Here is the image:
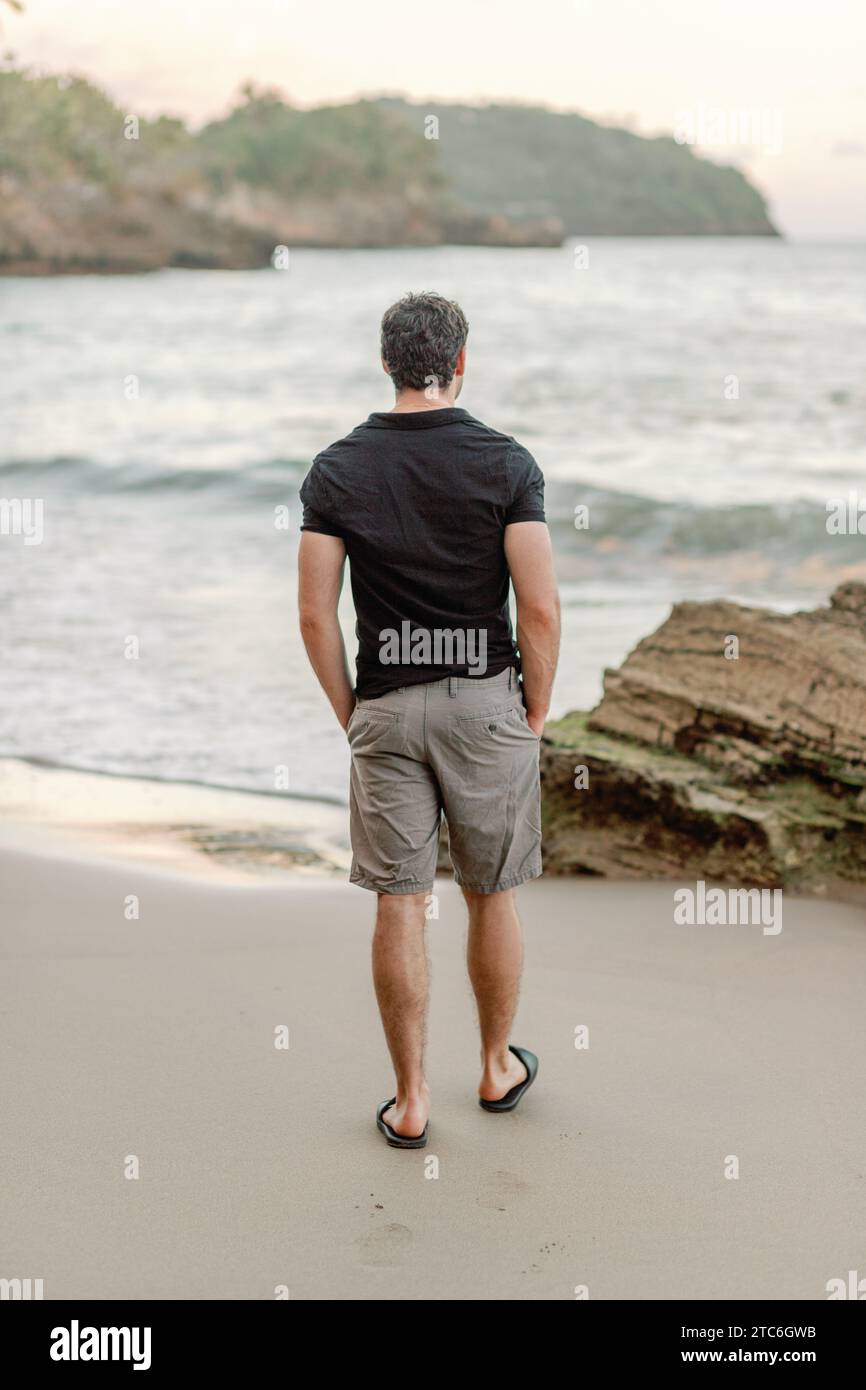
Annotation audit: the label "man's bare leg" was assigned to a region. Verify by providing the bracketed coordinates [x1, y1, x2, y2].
[463, 887, 529, 1102]
[372, 891, 431, 1138]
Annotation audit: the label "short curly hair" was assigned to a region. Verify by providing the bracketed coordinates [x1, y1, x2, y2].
[380, 292, 469, 393]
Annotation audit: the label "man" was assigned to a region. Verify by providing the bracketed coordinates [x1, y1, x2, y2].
[298, 291, 560, 1148]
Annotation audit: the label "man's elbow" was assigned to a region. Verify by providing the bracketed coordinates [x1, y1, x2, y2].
[517, 594, 560, 629]
[299, 606, 334, 637]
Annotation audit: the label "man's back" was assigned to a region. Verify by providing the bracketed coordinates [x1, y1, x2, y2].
[298, 290, 559, 1149]
[300, 405, 545, 697]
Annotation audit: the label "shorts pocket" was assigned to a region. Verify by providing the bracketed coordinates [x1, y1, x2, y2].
[348, 708, 403, 751]
[349, 702, 399, 727]
[454, 703, 536, 740]
[454, 703, 520, 727]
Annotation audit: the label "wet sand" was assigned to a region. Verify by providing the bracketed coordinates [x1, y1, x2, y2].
[2, 836, 864, 1300]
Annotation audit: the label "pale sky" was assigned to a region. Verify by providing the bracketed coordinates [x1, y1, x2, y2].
[6, 0, 866, 236]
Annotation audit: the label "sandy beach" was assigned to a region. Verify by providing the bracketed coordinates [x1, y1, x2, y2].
[5, 0, 866, 1323]
[2, 805, 865, 1301]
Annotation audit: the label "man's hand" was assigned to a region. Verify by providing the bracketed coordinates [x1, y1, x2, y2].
[504, 521, 560, 731]
[526, 709, 547, 739]
[298, 532, 356, 729]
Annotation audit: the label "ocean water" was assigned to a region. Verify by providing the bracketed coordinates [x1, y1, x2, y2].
[2, 240, 865, 801]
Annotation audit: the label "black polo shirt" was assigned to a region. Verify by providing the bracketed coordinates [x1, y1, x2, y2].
[300, 407, 546, 698]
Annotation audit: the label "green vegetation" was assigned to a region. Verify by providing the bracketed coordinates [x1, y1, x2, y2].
[0, 64, 444, 201]
[381, 98, 778, 235]
[0, 61, 779, 271]
[0, 63, 190, 187]
[197, 87, 446, 199]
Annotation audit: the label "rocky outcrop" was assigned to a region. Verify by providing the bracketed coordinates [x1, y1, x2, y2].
[201, 184, 563, 251]
[0, 176, 562, 275]
[540, 584, 866, 893]
[0, 175, 277, 274]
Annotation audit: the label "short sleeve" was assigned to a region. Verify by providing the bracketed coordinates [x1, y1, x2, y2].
[299, 459, 343, 538]
[504, 442, 545, 524]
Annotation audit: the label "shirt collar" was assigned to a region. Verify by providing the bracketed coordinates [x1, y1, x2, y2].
[365, 407, 470, 430]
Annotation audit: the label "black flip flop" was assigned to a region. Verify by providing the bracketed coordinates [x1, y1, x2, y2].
[376, 1098, 428, 1149]
[478, 1045, 538, 1113]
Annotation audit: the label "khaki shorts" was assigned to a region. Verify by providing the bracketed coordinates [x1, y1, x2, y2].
[348, 667, 542, 895]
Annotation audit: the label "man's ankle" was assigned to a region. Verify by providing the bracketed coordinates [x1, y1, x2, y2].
[481, 1048, 512, 1074]
[396, 1080, 430, 1104]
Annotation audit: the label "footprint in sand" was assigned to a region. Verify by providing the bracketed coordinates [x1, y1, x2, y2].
[477, 1168, 529, 1210]
[354, 1221, 413, 1267]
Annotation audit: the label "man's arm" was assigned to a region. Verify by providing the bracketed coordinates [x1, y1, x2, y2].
[504, 520, 560, 737]
[298, 531, 355, 730]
